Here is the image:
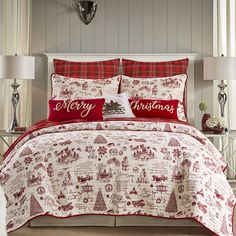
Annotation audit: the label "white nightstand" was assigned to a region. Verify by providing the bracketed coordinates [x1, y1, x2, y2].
[203, 130, 236, 193]
[0, 130, 25, 158]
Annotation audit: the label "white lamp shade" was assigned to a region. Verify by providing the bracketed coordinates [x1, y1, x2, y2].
[204, 57, 236, 81]
[0, 55, 35, 80]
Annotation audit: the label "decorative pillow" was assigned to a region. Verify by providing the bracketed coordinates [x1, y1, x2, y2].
[122, 58, 189, 77]
[51, 74, 121, 99]
[120, 74, 187, 122]
[129, 99, 179, 120]
[103, 93, 135, 119]
[53, 58, 120, 79]
[48, 98, 105, 122]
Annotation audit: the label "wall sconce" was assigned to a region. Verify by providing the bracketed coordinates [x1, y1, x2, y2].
[72, 0, 100, 25]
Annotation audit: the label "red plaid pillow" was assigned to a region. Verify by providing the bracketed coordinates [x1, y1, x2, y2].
[54, 58, 120, 79]
[122, 58, 189, 77]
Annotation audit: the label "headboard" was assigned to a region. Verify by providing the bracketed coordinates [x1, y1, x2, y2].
[44, 53, 197, 124]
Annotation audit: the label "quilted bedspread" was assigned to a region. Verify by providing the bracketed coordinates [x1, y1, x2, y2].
[0, 118, 235, 235]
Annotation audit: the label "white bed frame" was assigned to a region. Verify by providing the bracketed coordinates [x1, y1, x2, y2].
[31, 53, 199, 228]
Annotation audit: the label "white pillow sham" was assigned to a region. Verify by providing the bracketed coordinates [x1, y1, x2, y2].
[51, 73, 121, 99]
[120, 74, 187, 122]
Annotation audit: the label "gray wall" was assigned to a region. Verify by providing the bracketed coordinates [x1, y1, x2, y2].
[0, 0, 3, 54]
[32, 0, 213, 128]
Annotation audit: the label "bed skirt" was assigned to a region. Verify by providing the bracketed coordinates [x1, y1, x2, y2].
[30, 216, 200, 227]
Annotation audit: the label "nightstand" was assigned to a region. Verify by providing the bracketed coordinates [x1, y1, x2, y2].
[0, 130, 25, 158]
[203, 130, 236, 193]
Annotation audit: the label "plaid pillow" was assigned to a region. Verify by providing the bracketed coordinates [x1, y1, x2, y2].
[54, 58, 120, 79]
[122, 58, 189, 77]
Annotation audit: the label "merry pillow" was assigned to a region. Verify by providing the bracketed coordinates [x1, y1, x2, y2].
[48, 98, 105, 122]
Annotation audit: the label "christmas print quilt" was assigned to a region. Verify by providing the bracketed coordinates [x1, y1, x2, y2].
[0, 118, 235, 235]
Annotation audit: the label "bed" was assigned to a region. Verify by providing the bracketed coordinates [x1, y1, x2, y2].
[0, 54, 235, 236]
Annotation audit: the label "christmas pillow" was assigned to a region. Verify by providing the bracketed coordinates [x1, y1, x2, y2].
[103, 93, 135, 119]
[48, 98, 105, 122]
[120, 74, 187, 122]
[129, 99, 179, 120]
[51, 74, 121, 99]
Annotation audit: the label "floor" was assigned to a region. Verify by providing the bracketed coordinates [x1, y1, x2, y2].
[9, 226, 213, 236]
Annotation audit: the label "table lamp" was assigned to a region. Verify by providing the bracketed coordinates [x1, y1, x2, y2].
[204, 56, 236, 118]
[0, 55, 35, 131]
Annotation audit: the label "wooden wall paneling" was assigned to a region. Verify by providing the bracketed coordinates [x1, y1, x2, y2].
[142, 0, 153, 53]
[32, 56, 48, 123]
[0, 0, 3, 54]
[104, 0, 119, 53]
[167, 0, 178, 53]
[152, 0, 167, 52]
[80, 23, 95, 53]
[32, 0, 47, 123]
[191, 0, 202, 128]
[191, 0, 202, 62]
[70, 0, 81, 52]
[46, 0, 57, 53]
[56, 0, 71, 52]
[177, 0, 192, 53]
[118, 0, 129, 53]
[128, 0, 143, 53]
[94, 0, 105, 53]
[80, 6, 95, 53]
[0, 0, 3, 128]
[201, 0, 214, 115]
[32, 0, 46, 54]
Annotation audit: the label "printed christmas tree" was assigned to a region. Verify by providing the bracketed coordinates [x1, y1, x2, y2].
[165, 190, 178, 213]
[220, 215, 229, 235]
[103, 100, 125, 115]
[164, 123, 172, 132]
[93, 189, 107, 211]
[20, 146, 33, 157]
[30, 195, 44, 216]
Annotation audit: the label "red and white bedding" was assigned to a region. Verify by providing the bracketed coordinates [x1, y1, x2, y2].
[0, 118, 235, 235]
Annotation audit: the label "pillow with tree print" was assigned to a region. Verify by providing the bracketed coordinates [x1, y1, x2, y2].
[103, 93, 135, 119]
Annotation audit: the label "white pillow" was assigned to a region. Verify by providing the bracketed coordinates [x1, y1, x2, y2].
[103, 93, 135, 119]
[51, 74, 121, 99]
[120, 74, 187, 122]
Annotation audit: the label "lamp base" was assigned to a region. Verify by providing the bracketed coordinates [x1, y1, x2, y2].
[217, 80, 227, 118]
[7, 122, 19, 132]
[8, 79, 20, 131]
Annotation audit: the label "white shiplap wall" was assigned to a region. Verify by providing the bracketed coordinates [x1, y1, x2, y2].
[31, 0, 213, 128]
[0, 0, 3, 54]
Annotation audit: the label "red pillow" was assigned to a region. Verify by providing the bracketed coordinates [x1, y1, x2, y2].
[53, 58, 120, 79]
[48, 98, 105, 122]
[129, 99, 179, 120]
[122, 58, 189, 77]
